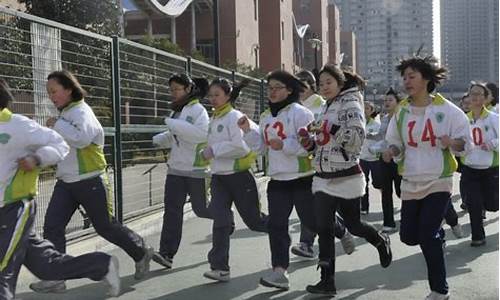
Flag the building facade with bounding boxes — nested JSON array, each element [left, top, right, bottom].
[[441, 0, 499, 91], [340, 30, 357, 72], [333, 0, 434, 92]]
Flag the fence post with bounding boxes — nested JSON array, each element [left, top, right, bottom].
[[111, 36, 124, 223], [231, 70, 236, 83], [186, 56, 192, 76]]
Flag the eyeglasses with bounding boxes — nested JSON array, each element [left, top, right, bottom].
[[267, 86, 287, 92]]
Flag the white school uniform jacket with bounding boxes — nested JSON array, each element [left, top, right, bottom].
[[244, 102, 315, 181], [385, 94, 471, 182], [461, 108, 499, 169], [360, 116, 381, 161], [153, 99, 209, 178], [52, 100, 107, 183], [207, 103, 255, 175], [0, 108, 69, 207], [302, 94, 325, 122]]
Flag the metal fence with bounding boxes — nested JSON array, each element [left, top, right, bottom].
[[0, 6, 267, 238]]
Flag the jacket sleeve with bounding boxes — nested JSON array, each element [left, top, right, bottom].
[[489, 113, 499, 151], [365, 119, 381, 140], [243, 119, 266, 155], [152, 130, 173, 149], [52, 110, 98, 149], [385, 112, 405, 160], [282, 107, 314, 156], [448, 106, 472, 156], [333, 98, 365, 154], [211, 114, 251, 159], [24, 119, 69, 167], [165, 105, 209, 143]]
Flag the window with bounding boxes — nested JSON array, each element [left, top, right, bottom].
[[253, 0, 258, 21], [281, 21, 285, 40]]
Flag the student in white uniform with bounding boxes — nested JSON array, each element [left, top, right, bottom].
[[290, 70, 355, 259], [31, 71, 152, 293], [239, 70, 320, 290], [0, 79, 120, 300], [383, 55, 471, 300], [461, 82, 498, 247], [152, 74, 214, 269], [201, 78, 268, 282]]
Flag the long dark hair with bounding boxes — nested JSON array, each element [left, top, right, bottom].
[[319, 64, 366, 92], [209, 77, 250, 103], [396, 55, 447, 93], [0, 79, 14, 109], [47, 70, 87, 101], [168, 73, 209, 111]]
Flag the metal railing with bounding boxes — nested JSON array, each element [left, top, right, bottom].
[[0, 6, 267, 237]]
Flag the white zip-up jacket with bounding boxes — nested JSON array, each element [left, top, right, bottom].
[[386, 94, 471, 181], [313, 87, 365, 175], [244, 102, 314, 181], [462, 108, 499, 169], [52, 100, 107, 183], [0, 108, 69, 207], [154, 99, 209, 178], [360, 117, 381, 161], [207, 103, 255, 175], [302, 94, 325, 122]]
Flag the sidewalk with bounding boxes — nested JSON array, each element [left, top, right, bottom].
[[15, 174, 499, 300]]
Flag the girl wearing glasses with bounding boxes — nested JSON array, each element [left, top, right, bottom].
[[239, 70, 318, 290], [461, 82, 498, 247]]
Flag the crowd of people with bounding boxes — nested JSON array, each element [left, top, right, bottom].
[[0, 53, 497, 300]]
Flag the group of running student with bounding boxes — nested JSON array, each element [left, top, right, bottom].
[[0, 52, 497, 300]]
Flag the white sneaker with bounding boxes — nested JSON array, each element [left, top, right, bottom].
[[135, 246, 154, 280], [451, 224, 464, 238], [29, 280, 66, 293], [291, 242, 315, 258], [203, 269, 231, 282], [340, 231, 355, 255], [104, 256, 121, 297], [425, 291, 450, 300], [259, 269, 290, 290]]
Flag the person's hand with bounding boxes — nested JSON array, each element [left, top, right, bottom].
[[46, 117, 58, 128], [298, 127, 314, 150], [18, 155, 40, 171], [237, 115, 250, 133], [439, 135, 453, 149], [382, 148, 395, 163], [481, 141, 494, 151], [201, 147, 214, 160], [269, 139, 283, 150]]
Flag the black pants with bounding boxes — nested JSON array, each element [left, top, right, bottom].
[[267, 176, 317, 269], [314, 192, 382, 265], [208, 170, 267, 271], [462, 166, 499, 241], [376, 160, 401, 228], [159, 174, 211, 258], [1, 200, 110, 300], [360, 159, 383, 212], [43, 176, 146, 262]]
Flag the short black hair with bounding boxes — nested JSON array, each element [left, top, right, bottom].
[[47, 70, 87, 101], [267, 70, 306, 102], [396, 55, 447, 93], [209, 77, 250, 103], [0, 79, 15, 109], [295, 70, 316, 92], [486, 82, 499, 105], [385, 87, 401, 103], [469, 82, 490, 98]]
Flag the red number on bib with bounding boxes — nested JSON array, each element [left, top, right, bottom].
[[472, 127, 483, 146], [316, 120, 331, 146], [407, 119, 437, 147]]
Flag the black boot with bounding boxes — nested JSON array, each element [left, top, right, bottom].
[[306, 260, 336, 295]]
